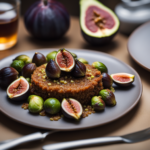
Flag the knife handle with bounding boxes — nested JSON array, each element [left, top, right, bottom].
[[0, 132, 44, 150], [43, 136, 123, 150]]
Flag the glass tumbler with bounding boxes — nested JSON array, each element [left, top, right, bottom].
[[0, 0, 20, 51]]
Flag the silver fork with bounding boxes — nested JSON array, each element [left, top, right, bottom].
[[0, 130, 57, 150], [43, 128, 150, 150], [1, 128, 150, 150]]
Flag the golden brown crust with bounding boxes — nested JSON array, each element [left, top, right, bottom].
[[30, 64, 103, 104]]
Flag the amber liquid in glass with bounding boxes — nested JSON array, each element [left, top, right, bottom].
[[0, 2, 18, 50]]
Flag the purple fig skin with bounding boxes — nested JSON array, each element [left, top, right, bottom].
[[32, 52, 47, 67], [71, 59, 86, 77], [24, 0, 70, 39], [0, 67, 18, 89], [46, 59, 61, 79], [22, 63, 36, 78], [102, 73, 113, 89], [81, 30, 118, 46]]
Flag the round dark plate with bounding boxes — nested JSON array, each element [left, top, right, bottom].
[[128, 21, 150, 71], [0, 49, 142, 131]]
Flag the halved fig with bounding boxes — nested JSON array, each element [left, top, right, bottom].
[[110, 73, 135, 87], [7, 76, 29, 101], [80, 0, 120, 45], [61, 98, 83, 120], [55, 49, 75, 72]]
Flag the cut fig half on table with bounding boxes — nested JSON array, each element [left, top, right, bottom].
[[80, 0, 120, 45]]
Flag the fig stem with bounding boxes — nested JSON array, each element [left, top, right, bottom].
[[43, 0, 48, 6]]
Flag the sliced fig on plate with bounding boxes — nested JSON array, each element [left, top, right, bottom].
[[61, 98, 83, 120], [80, 0, 120, 45], [110, 73, 135, 87], [7, 76, 29, 101], [55, 49, 75, 72]]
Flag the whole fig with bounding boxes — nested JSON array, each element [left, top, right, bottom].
[[24, 0, 70, 39], [0, 67, 18, 89], [102, 73, 113, 89], [32, 52, 47, 67], [46, 59, 61, 79], [72, 59, 86, 77], [22, 63, 36, 78]]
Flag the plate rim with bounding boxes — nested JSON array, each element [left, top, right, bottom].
[[0, 48, 143, 131], [127, 21, 150, 72]]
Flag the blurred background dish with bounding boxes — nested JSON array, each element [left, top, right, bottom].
[[115, 0, 150, 35], [128, 21, 150, 71]]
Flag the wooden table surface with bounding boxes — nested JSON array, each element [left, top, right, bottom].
[[0, 17, 150, 150]]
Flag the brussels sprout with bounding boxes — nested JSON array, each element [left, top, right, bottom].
[[44, 98, 61, 114], [78, 58, 89, 64], [91, 96, 105, 111], [11, 60, 25, 72], [26, 78, 31, 83], [92, 61, 108, 73], [46, 51, 57, 62], [71, 52, 77, 59], [14, 55, 32, 64], [28, 95, 44, 113], [99, 89, 116, 106]]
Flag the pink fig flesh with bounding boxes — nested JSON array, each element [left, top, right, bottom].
[[85, 6, 115, 33], [57, 51, 73, 68], [62, 98, 83, 120], [112, 74, 131, 82], [8, 78, 28, 97]]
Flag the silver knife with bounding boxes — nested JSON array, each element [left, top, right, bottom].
[[43, 127, 150, 150], [0, 130, 57, 150]]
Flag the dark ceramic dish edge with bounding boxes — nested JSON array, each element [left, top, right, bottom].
[[0, 49, 143, 131], [127, 21, 150, 72]]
